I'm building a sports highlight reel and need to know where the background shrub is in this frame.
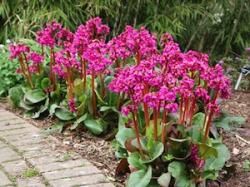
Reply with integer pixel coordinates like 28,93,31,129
0,0,250,61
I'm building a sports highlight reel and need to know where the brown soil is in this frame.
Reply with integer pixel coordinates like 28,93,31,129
219,91,250,187
0,91,250,187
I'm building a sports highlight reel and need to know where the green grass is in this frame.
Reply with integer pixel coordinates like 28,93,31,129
22,168,39,178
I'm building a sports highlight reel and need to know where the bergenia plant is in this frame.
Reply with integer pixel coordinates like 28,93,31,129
110,32,232,186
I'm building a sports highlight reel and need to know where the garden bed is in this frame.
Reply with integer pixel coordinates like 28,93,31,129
1,91,249,187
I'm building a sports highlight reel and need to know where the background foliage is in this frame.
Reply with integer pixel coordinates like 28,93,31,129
0,0,250,60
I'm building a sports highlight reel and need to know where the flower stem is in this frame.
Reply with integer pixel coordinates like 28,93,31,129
188,97,196,126
18,55,30,86
135,52,141,66
66,68,74,100
132,110,143,156
80,56,87,91
99,74,105,98
153,108,158,141
91,73,97,118
161,109,168,146
142,85,150,128
50,48,56,91
22,53,34,89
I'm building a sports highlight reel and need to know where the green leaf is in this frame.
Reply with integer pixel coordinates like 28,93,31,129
55,107,76,121
243,160,250,172
118,114,130,130
214,113,246,131
41,78,50,89
43,122,65,134
95,89,106,105
198,143,218,159
49,104,58,116
84,118,104,135
100,106,119,113
192,112,205,126
168,161,194,187
127,166,152,187
116,128,136,148
189,112,205,142
73,78,83,96
8,86,24,107
76,100,86,116
19,100,35,111
127,152,146,170
168,161,185,178
157,172,171,187
70,113,88,130
205,142,230,174
31,97,49,119
24,89,46,104
140,141,164,164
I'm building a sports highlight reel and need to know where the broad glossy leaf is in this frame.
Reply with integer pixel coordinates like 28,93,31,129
205,142,230,172
213,113,246,131
19,100,35,111
189,112,205,142
55,107,76,121
127,166,152,187
25,89,46,104
192,112,205,126
43,122,65,134
140,141,164,164
168,161,185,178
198,143,218,159
128,152,146,170
84,118,104,135
100,106,119,113
49,104,58,116
70,113,88,130
8,86,24,107
31,98,49,119
168,161,194,187
116,128,135,148
157,172,171,187
41,78,50,89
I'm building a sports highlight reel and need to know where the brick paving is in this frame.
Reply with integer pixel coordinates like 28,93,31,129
0,108,115,187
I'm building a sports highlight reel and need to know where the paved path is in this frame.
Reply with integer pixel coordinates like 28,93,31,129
0,108,115,187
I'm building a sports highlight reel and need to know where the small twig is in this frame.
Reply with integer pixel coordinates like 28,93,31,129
234,133,250,145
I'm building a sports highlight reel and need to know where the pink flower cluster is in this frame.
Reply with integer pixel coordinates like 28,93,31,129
27,52,44,64
36,21,62,48
9,44,30,59
109,31,231,120
190,145,205,169
9,44,44,74
108,26,157,62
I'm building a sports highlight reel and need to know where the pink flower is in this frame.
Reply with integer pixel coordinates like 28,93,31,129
28,65,38,73
82,40,112,76
9,44,30,59
36,21,62,48
190,145,205,169
27,52,44,64
108,26,157,62
68,98,77,113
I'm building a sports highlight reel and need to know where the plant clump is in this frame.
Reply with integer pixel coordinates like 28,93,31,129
7,17,239,187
